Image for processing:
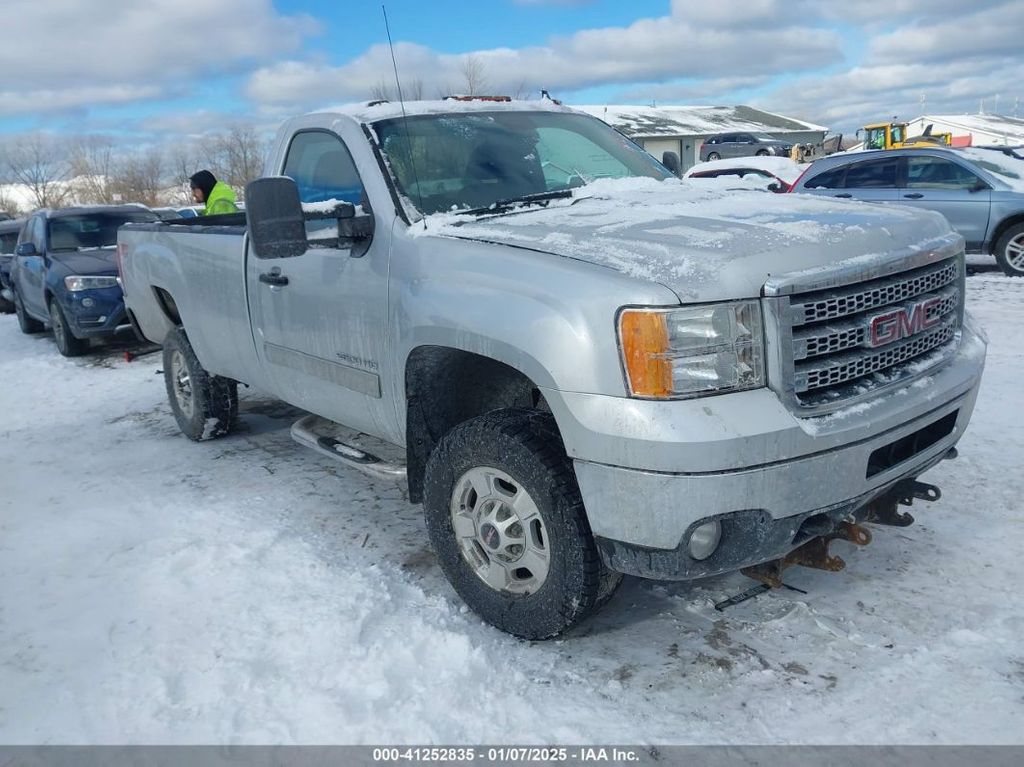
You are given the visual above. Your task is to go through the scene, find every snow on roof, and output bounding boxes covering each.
[316,98,574,124]
[684,155,808,184]
[957,147,1024,192]
[911,114,1024,144]
[573,105,828,138]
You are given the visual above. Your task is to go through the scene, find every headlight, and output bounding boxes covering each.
[618,301,765,399]
[64,276,119,292]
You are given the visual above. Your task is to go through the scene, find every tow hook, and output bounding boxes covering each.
[868,480,941,527]
[727,482,942,608]
[742,521,873,588]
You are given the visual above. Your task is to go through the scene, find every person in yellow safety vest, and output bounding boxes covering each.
[189,170,238,216]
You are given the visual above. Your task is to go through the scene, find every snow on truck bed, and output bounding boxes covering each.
[0,273,1022,745]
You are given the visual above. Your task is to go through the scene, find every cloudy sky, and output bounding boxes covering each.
[1,0,1021,141]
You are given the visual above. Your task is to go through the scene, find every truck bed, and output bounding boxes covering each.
[119,220,267,388]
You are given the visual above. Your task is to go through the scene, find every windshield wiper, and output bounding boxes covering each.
[461,189,574,216]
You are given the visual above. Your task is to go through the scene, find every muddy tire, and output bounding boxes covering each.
[162,327,238,441]
[423,409,621,639]
[994,222,1024,277]
[49,300,89,357]
[14,289,44,334]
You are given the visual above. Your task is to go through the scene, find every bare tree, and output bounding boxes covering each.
[69,136,117,204]
[405,78,424,101]
[110,148,165,207]
[204,126,267,193]
[371,80,393,102]
[0,185,21,218]
[168,143,202,204]
[458,54,489,96]
[4,134,70,209]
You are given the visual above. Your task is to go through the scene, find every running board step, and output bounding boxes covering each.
[291,414,407,480]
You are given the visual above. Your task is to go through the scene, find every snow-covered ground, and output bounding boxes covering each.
[1,270,1022,745]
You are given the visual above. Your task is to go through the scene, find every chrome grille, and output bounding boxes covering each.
[793,287,959,362]
[795,319,956,392]
[779,256,963,409]
[791,261,958,326]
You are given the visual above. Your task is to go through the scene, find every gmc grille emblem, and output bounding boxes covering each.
[868,297,943,348]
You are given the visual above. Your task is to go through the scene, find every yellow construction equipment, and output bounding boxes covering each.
[858,121,952,150]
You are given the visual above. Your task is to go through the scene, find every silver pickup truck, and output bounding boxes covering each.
[119,99,986,639]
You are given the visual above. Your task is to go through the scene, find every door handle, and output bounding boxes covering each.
[903,193,924,199]
[259,272,289,287]
[834,193,852,198]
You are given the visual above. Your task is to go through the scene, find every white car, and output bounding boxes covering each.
[685,156,807,192]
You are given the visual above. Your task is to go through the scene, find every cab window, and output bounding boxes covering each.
[283,131,366,207]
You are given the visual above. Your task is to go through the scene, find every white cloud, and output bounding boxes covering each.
[868,2,1023,64]
[618,76,773,103]
[246,7,842,107]
[0,0,319,116]
[0,86,161,118]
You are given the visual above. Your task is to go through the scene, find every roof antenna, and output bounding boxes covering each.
[382,5,426,228]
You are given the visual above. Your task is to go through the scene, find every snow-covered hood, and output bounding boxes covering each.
[418,178,954,302]
[49,247,117,276]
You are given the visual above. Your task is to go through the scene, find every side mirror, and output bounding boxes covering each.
[15,242,38,257]
[969,180,989,193]
[661,151,681,177]
[245,177,308,259]
[305,200,375,258]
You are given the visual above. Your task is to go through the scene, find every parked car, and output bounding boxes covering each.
[976,145,1024,160]
[149,206,185,221]
[699,132,794,162]
[790,147,1024,276]
[119,99,984,639]
[10,205,158,355]
[684,156,805,192]
[0,217,25,313]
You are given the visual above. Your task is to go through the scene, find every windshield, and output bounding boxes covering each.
[46,211,157,251]
[960,148,1024,186]
[372,111,672,216]
[1,230,19,254]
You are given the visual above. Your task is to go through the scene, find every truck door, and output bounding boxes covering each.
[896,155,991,252]
[247,129,393,439]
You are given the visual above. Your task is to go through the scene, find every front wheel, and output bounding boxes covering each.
[706,152,721,161]
[994,223,1024,277]
[423,409,621,639]
[49,300,89,357]
[756,149,770,156]
[162,327,238,440]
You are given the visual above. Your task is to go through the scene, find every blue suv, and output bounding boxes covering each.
[10,205,158,356]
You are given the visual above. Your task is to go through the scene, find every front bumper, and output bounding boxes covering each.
[544,320,985,580]
[62,287,129,338]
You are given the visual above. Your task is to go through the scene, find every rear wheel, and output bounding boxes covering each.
[423,409,622,639]
[14,289,44,334]
[994,223,1024,277]
[706,152,721,161]
[162,327,238,441]
[49,300,89,357]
